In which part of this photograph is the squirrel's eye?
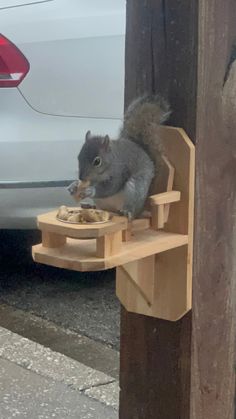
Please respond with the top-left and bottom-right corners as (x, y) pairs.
(93, 156), (102, 167)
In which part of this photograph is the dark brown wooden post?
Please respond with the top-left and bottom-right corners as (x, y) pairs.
(119, 1), (236, 418)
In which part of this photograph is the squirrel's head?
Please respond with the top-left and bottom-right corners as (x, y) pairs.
(78, 131), (112, 183)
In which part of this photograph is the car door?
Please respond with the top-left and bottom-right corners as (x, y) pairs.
(5, 0), (125, 120)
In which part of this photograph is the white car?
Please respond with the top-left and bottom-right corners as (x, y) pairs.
(0, 0), (125, 228)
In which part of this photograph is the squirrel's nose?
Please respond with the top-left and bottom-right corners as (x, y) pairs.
(79, 175), (90, 183)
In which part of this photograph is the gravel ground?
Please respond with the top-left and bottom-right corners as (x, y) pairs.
(0, 230), (120, 349)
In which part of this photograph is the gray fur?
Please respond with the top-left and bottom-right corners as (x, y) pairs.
(77, 95), (169, 219)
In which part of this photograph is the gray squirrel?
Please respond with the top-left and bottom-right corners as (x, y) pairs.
(68, 95), (170, 219)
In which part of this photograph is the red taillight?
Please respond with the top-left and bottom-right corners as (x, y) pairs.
(0, 34), (29, 88)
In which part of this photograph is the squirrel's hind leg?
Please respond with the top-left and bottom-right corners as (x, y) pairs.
(121, 173), (153, 219)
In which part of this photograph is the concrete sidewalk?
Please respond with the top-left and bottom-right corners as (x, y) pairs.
(0, 327), (119, 419)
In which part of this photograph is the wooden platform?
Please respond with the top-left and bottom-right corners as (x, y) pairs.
(33, 229), (188, 271)
(32, 126), (195, 321)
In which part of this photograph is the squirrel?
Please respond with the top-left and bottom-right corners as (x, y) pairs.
(68, 95), (170, 219)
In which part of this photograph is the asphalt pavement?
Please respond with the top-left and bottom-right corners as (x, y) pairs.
(0, 230), (120, 349)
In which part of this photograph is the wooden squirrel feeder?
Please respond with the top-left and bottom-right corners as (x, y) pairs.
(32, 126), (195, 321)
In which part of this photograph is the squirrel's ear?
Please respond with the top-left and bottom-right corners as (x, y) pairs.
(102, 135), (110, 150)
(85, 130), (92, 142)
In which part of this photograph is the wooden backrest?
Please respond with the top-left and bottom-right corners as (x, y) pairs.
(150, 154), (175, 195)
(153, 126), (195, 236)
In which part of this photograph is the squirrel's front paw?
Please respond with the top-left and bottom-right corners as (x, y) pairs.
(67, 180), (79, 196)
(67, 181), (95, 200)
(82, 186), (96, 198)
(119, 209), (133, 221)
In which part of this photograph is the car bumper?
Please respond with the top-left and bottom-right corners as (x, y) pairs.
(0, 182), (76, 229)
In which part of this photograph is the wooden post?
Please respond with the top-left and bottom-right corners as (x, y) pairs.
(96, 231), (122, 258)
(119, 1), (236, 419)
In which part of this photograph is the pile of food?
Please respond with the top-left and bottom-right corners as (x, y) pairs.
(57, 206), (110, 224)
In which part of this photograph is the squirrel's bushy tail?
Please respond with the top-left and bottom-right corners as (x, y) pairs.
(120, 95), (170, 160)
